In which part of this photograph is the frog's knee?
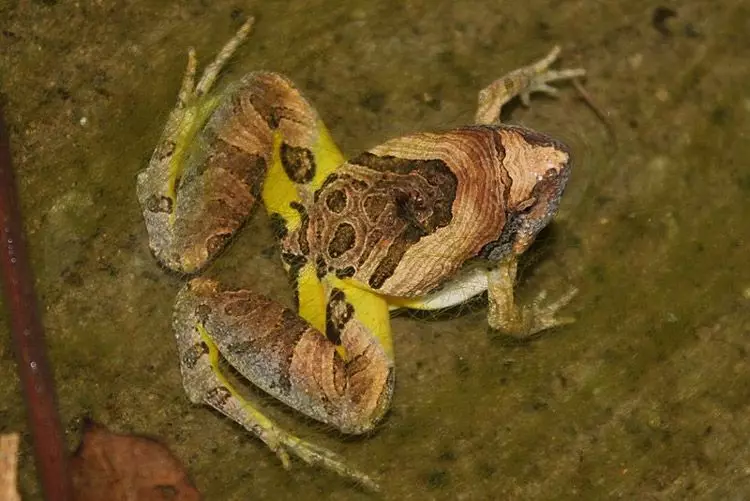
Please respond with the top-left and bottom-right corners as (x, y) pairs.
(334, 365), (395, 435)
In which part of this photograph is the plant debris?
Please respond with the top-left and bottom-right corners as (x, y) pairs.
(70, 421), (201, 501)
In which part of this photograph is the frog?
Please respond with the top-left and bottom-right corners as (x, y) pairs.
(136, 17), (584, 489)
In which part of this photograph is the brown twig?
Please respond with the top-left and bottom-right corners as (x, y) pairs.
(572, 77), (617, 144)
(0, 103), (73, 499)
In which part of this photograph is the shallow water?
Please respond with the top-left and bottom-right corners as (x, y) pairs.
(1, 1), (749, 499)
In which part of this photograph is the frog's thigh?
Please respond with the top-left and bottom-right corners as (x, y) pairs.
(173, 277), (394, 435)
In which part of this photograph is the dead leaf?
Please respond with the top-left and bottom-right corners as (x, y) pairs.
(71, 421), (201, 501)
(0, 433), (21, 501)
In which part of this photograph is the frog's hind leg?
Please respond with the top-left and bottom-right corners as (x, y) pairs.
(474, 46), (586, 125)
(173, 277), (392, 489)
(137, 18), (345, 275)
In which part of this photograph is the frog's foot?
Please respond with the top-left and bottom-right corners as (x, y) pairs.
(157, 17), (254, 154)
(176, 322), (380, 491)
(486, 256), (577, 338)
(211, 389), (380, 491)
(521, 287), (578, 336)
(475, 45), (587, 124)
(488, 287), (578, 339)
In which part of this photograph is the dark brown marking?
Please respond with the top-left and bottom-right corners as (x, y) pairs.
(345, 345), (377, 382)
(289, 201), (310, 255)
(506, 124), (570, 154)
(325, 288), (354, 345)
(327, 222), (356, 258)
(181, 342), (209, 369)
(281, 252), (307, 309)
(315, 256), (328, 279)
(325, 190), (347, 213)
(157, 140), (176, 161)
(205, 386), (232, 407)
(335, 266), (356, 279)
(145, 194), (173, 214)
(475, 214), (518, 261)
(195, 304), (212, 323)
(247, 90), (283, 129)
(280, 143), (316, 183)
(314, 173), (339, 202)
(350, 152), (426, 174)
(394, 191), (429, 235)
(281, 252), (307, 273)
(368, 224), (426, 289)
(269, 212), (289, 240)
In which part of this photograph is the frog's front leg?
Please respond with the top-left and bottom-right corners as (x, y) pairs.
(173, 277), (392, 489)
(475, 46), (586, 125)
(486, 255), (577, 338)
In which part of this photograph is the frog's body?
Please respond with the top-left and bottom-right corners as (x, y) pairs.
(136, 18), (583, 488)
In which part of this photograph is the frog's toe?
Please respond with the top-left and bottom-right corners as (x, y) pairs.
(525, 286), (578, 334)
(524, 68), (586, 104)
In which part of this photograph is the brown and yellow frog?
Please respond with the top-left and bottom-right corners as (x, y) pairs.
(136, 17), (582, 488)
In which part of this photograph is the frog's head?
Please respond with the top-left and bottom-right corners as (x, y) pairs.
(503, 125), (571, 255)
(478, 125), (571, 261)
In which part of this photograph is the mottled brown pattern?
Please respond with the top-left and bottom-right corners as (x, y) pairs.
(141, 27), (580, 484)
(244, 73), (311, 129)
(206, 142), (268, 195)
(308, 150), (458, 291)
(186, 280), (309, 396)
(137, 71), (322, 275)
(174, 278), (393, 434)
(301, 126), (571, 296)
(357, 228), (383, 268)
